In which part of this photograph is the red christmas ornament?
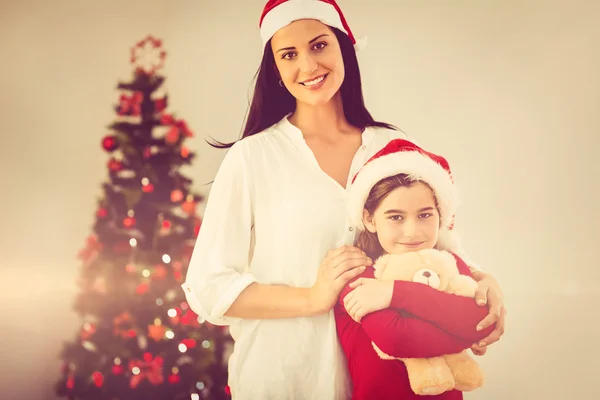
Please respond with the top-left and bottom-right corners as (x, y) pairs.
(112, 365), (124, 375)
(92, 371), (104, 387)
(173, 270), (183, 282)
(66, 373), (75, 389)
(167, 374), (181, 384)
(123, 216), (136, 228)
(160, 113), (174, 125)
(108, 158), (123, 172)
(152, 265), (167, 280)
(102, 135), (118, 152)
(136, 283), (149, 295)
(165, 126), (180, 145)
(142, 183), (154, 193)
(181, 146), (190, 158)
(127, 329), (137, 338)
(154, 97), (167, 113)
(170, 190), (184, 203)
(162, 220), (171, 229)
(180, 338), (196, 349)
(96, 207), (108, 218)
(182, 199), (196, 215)
(118, 92), (143, 116)
(225, 385), (231, 395)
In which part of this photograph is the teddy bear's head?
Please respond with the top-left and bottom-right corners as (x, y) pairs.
(372, 249), (460, 292)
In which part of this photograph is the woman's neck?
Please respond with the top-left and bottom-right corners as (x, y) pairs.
(288, 93), (353, 138)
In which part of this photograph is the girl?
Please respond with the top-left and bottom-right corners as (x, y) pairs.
(335, 139), (496, 399)
(182, 1), (505, 398)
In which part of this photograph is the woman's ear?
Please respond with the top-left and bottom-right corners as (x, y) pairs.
(362, 209), (377, 233)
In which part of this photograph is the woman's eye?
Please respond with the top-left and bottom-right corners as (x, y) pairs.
(419, 213), (432, 219)
(313, 42), (327, 51)
(282, 52), (296, 60)
(389, 215), (403, 221)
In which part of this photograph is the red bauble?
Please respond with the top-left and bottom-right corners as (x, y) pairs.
(136, 283), (149, 295)
(168, 374), (181, 384)
(160, 113), (174, 125)
(180, 338), (196, 349)
(225, 385), (231, 395)
(96, 207), (108, 218)
(142, 183), (154, 193)
(92, 371), (104, 387)
(123, 216), (136, 228)
(170, 190), (184, 203)
(181, 146), (190, 158)
(112, 365), (124, 375)
(108, 158), (123, 172)
(165, 126), (180, 145)
(102, 135), (118, 152)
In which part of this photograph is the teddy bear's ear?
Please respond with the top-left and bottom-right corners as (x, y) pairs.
(372, 254), (391, 279)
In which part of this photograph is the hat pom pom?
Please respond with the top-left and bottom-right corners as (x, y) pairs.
(437, 228), (462, 253)
(354, 35), (368, 52)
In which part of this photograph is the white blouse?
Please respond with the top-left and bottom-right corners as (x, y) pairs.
(181, 116), (411, 399)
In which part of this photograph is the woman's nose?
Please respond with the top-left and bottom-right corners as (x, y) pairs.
(298, 53), (318, 74)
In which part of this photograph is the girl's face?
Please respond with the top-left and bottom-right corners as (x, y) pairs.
(363, 182), (440, 255)
(270, 19), (345, 107)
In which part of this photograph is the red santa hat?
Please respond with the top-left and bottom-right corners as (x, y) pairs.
(347, 139), (461, 253)
(258, 0), (365, 51)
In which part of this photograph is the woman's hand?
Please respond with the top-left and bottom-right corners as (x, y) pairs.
(343, 278), (393, 323)
(472, 271), (506, 349)
(309, 246), (372, 315)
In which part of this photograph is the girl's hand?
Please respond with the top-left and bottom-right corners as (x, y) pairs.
(343, 278), (393, 323)
(472, 271), (506, 348)
(309, 246), (372, 315)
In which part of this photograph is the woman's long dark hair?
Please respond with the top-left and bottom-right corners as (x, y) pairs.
(209, 27), (397, 148)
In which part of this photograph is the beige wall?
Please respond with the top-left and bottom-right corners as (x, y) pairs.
(1, 0), (598, 399)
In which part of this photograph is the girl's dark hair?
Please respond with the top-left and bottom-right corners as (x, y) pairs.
(355, 174), (439, 260)
(209, 27), (397, 148)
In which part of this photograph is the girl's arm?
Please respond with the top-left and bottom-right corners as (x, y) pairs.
(338, 270), (472, 359)
(387, 254), (495, 342)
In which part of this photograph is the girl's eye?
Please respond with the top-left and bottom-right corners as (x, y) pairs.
(389, 215), (403, 221)
(419, 213), (432, 219)
(282, 52), (296, 60)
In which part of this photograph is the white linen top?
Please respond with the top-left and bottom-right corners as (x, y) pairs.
(181, 116), (410, 399)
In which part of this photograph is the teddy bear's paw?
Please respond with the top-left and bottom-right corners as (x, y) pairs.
(413, 380), (455, 396)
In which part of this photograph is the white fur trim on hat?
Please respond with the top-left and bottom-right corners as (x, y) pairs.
(260, 0), (348, 49)
(347, 151), (458, 233)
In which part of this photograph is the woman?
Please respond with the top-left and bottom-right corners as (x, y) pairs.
(182, 1), (505, 398)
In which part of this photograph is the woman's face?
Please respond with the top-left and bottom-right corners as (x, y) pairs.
(270, 19), (345, 107)
(363, 182), (441, 255)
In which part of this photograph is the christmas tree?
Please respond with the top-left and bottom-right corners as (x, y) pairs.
(55, 36), (232, 400)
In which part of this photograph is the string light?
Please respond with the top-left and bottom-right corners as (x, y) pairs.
(141, 177), (150, 186)
(142, 269), (150, 277)
(114, 357), (121, 365)
(129, 238), (137, 247)
(165, 330), (175, 339)
(156, 298), (164, 306)
(178, 343), (188, 353)
(201, 340), (210, 349)
(191, 394), (200, 400)
(196, 382), (205, 390)
(132, 367), (140, 375)
(167, 308), (177, 318)
(162, 254), (171, 263)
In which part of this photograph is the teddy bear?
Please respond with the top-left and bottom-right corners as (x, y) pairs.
(371, 248), (485, 396)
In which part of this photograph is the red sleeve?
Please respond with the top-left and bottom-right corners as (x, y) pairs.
(339, 268), (472, 359)
(388, 253), (495, 342)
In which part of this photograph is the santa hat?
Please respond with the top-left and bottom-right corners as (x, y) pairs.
(347, 139), (461, 253)
(258, 0), (366, 51)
